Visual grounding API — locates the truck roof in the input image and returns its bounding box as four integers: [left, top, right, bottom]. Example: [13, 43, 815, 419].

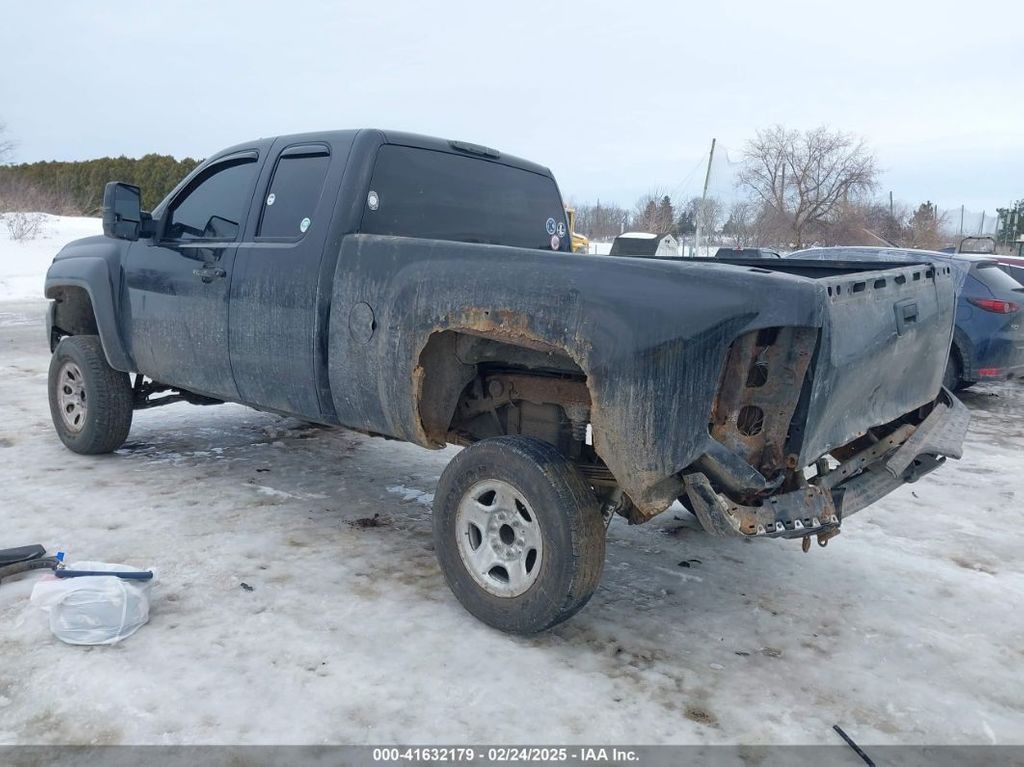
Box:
[216, 128, 554, 178]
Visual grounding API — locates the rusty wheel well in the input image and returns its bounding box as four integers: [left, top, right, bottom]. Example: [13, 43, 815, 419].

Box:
[415, 329, 592, 451]
[49, 286, 98, 340]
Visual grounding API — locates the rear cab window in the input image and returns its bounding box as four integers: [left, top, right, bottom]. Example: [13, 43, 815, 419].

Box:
[360, 145, 569, 251]
[258, 146, 331, 238]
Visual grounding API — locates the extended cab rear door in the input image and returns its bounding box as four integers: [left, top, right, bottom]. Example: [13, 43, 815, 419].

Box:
[228, 142, 336, 418]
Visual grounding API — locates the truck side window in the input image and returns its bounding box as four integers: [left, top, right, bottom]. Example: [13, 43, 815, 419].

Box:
[165, 157, 258, 241]
[257, 150, 331, 238]
[360, 145, 569, 251]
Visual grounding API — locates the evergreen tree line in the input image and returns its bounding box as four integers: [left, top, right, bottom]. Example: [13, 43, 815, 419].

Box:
[0, 154, 201, 215]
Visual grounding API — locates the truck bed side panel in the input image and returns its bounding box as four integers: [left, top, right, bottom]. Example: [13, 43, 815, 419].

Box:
[327, 236, 824, 512]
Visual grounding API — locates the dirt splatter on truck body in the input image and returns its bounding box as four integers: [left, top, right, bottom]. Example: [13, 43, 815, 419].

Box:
[43, 128, 969, 631]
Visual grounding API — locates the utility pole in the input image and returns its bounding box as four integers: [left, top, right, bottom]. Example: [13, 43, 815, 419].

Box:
[694, 138, 716, 257]
[959, 205, 965, 239]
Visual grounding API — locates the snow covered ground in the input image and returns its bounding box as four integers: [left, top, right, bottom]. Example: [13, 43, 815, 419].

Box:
[0, 218, 1022, 746]
[0, 216, 101, 301]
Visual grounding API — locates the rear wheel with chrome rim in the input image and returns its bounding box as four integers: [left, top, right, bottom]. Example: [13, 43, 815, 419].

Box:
[455, 478, 545, 598]
[433, 436, 606, 634]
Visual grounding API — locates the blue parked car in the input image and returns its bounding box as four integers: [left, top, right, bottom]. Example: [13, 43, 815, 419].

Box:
[785, 247, 1024, 391]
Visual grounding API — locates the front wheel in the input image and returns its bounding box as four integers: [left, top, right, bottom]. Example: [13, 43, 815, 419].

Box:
[48, 335, 133, 454]
[432, 436, 606, 634]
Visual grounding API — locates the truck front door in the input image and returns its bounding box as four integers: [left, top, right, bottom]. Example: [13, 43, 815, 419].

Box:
[125, 153, 260, 400]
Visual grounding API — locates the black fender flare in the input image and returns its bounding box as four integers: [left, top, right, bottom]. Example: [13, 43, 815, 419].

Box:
[44, 257, 133, 372]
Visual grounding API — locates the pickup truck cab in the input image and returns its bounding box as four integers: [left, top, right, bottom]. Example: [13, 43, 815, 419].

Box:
[44, 129, 969, 633]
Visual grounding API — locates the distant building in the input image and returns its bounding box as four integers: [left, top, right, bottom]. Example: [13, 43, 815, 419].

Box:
[608, 232, 679, 257]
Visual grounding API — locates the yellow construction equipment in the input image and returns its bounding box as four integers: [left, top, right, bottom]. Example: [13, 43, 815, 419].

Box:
[565, 208, 590, 254]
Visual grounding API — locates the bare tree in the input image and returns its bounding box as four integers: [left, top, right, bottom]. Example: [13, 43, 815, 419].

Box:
[722, 201, 757, 248]
[878, 200, 911, 246]
[571, 200, 630, 240]
[3, 211, 45, 240]
[631, 189, 675, 233]
[822, 201, 883, 246]
[904, 201, 950, 250]
[738, 125, 877, 247]
[685, 195, 724, 240]
[0, 120, 51, 238]
[0, 121, 14, 165]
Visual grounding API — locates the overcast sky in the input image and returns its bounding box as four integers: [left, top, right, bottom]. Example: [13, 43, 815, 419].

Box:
[1, 0, 1020, 213]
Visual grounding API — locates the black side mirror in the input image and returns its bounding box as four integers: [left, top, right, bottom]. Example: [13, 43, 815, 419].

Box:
[102, 182, 154, 241]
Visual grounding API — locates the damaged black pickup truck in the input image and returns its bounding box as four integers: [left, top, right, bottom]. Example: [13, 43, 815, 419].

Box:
[44, 129, 969, 633]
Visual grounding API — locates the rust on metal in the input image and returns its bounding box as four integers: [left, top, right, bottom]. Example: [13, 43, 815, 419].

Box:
[710, 326, 817, 478]
[684, 471, 839, 539]
[817, 528, 840, 547]
[455, 307, 584, 356]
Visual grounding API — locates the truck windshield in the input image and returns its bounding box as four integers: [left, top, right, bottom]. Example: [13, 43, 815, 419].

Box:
[360, 145, 569, 251]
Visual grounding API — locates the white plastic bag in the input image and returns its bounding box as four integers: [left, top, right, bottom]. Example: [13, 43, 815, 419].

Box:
[30, 561, 154, 645]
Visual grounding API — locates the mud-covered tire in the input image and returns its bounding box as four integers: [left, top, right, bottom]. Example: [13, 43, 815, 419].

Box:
[48, 335, 133, 455]
[432, 436, 606, 634]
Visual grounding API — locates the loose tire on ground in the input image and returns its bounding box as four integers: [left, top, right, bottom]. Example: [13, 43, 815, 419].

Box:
[432, 436, 606, 634]
[48, 335, 133, 455]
